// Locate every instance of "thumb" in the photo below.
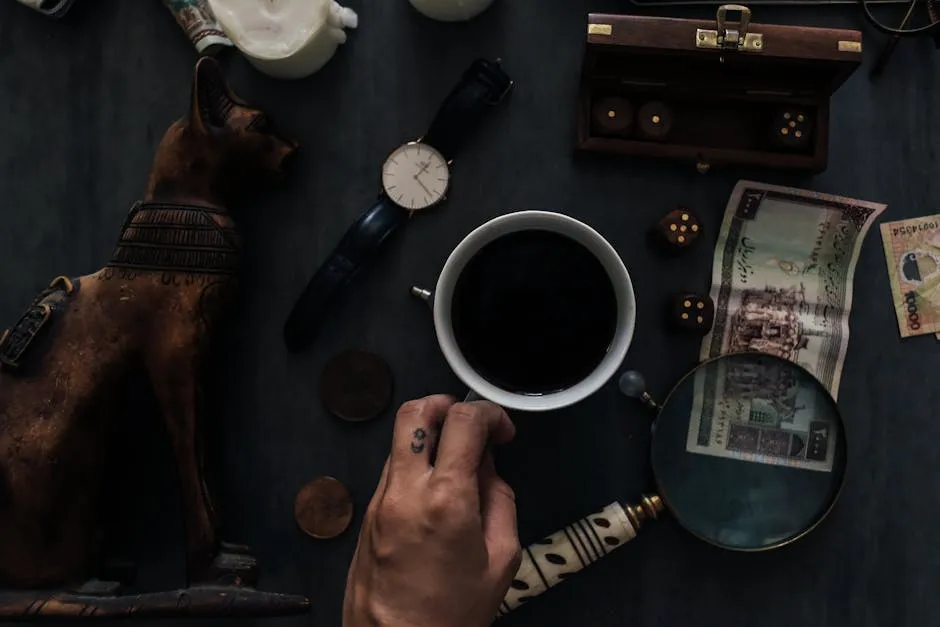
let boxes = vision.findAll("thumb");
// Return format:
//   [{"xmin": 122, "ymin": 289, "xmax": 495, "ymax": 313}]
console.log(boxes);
[{"xmin": 480, "ymin": 452, "xmax": 521, "ymax": 577}]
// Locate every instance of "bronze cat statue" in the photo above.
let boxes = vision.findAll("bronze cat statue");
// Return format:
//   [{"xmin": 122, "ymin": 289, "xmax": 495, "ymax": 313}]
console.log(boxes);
[{"xmin": 0, "ymin": 57, "xmax": 307, "ymax": 618}]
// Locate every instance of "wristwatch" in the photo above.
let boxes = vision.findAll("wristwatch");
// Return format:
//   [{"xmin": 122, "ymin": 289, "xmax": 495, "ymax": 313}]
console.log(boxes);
[{"xmin": 283, "ymin": 58, "xmax": 513, "ymax": 352}]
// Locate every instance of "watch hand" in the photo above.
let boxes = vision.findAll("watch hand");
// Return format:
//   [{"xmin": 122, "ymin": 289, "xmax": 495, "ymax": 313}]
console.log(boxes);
[
  {"xmin": 415, "ymin": 177, "xmax": 432, "ymax": 196},
  {"xmin": 413, "ymin": 162, "xmax": 431, "ymax": 178}
]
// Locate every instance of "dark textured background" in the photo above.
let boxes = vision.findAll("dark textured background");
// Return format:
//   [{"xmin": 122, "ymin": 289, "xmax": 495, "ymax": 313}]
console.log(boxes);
[{"xmin": 1, "ymin": 0, "xmax": 938, "ymax": 625}]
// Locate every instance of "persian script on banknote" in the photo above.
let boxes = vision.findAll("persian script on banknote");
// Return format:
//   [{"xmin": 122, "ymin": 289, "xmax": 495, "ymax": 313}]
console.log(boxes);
[
  {"xmin": 689, "ymin": 181, "xmax": 885, "ymax": 471},
  {"xmin": 879, "ymin": 215, "xmax": 940, "ymax": 339}
]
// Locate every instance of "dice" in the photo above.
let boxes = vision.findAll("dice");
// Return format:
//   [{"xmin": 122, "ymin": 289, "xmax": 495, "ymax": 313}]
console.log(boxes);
[
  {"xmin": 653, "ymin": 207, "xmax": 702, "ymax": 252},
  {"xmin": 592, "ymin": 96, "xmax": 634, "ymax": 137},
  {"xmin": 637, "ymin": 101, "xmax": 674, "ymax": 141},
  {"xmin": 669, "ymin": 293, "xmax": 714, "ymax": 334},
  {"xmin": 772, "ymin": 108, "xmax": 813, "ymax": 150}
]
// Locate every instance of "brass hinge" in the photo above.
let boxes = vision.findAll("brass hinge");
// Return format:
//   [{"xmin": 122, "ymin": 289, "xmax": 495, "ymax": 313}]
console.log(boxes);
[{"xmin": 696, "ymin": 4, "xmax": 763, "ymax": 53}]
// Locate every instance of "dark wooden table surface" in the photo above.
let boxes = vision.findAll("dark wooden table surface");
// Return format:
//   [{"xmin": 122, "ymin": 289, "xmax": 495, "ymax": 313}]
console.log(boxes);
[{"xmin": 1, "ymin": 0, "xmax": 938, "ymax": 625}]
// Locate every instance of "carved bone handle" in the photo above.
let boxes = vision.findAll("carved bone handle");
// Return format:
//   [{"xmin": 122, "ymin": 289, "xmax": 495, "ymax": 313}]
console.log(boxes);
[{"xmin": 498, "ymin": 496, "xmax": 663, "ymax": 617}]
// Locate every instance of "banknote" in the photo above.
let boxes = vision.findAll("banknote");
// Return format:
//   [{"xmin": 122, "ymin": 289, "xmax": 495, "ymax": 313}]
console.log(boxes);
[
  {"xmin": 688, "ymin": 181, "xmax": 885, "ymax": 470},
  {"xmin": 686, "ymin": 356, "xmax": 838, "ymax": 472},
  {"xmin": 879, "ymin": 215, "xmax": 940, "ymax": 339}
]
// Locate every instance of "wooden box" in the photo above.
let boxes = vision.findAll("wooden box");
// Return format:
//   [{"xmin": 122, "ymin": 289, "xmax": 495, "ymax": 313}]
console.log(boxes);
[{"xmin": 578, "ymin": 6, "xmax": 863, "ymax": 172}]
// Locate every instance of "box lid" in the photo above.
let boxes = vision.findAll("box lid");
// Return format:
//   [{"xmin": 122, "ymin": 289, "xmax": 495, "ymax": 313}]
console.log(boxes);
[{"xmin": 585, "ymin": 7, "xmax": 862, "ymax": 96}]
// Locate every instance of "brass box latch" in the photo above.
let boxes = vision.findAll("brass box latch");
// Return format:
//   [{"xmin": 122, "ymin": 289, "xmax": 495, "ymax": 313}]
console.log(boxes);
[{"xmin": 696, "ymin": 4, "xmax": 763, "ymax": 52}]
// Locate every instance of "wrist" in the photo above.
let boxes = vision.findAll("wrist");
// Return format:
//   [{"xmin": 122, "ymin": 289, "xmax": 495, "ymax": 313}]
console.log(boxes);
[
  {"xmin": 344, "ymin": 588, "xmax": 421, "ymax": 627},
  {"xmin": 345, "ymin": 594, "xmax": 474, "ymax": 627}
]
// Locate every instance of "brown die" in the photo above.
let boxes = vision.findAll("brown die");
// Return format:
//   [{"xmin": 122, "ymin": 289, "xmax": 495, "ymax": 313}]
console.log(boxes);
[
  {"xmin": 772, "ymin": 108, "xmax": 813, "ymax": 150},
  {"xmin": 591, "ymin": 96, "xmax": 634, "ymax": 137},
  {"xmin": 669, "ymin": 293, "xmax": 714, "ymax": 334},
  {"xmin": 653, "ymin": 207, "xmax": 701, "ymax": 252},
  {"xmin": 637, "ymin": 101, "xmax": 673, "ymax": 141}
]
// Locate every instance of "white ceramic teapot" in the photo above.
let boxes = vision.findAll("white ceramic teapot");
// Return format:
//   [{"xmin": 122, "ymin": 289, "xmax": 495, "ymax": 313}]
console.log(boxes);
[{"xmin": 209, "ymin": 0, "xmax": 358, "ymax": 79}]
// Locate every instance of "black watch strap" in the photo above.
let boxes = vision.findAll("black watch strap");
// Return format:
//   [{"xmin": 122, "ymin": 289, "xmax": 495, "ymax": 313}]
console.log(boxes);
[
  {"xmin": 283, "ymin": 59, "xmax": 512, "ymax": 352},
  {"xmin": 283, "ymin": 196, "xmax": 408, "ymax": 352},
  {"xmin": 422, "ymin": 58, "xmax": 513, "ymax": 162}
]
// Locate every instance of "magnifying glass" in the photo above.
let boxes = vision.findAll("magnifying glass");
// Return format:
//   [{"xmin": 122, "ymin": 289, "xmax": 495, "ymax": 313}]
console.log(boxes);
[{"xmin": 498, "ymin": 352, "xmax": 846, "ymax": 617}]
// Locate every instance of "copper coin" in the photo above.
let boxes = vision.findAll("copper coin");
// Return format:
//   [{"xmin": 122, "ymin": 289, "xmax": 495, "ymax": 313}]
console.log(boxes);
[
  {"xmin": 319, "ymin": 350, "xmax": 393, "ymax": 422},
  {"xmin": 294, "ymin": 476, "xmax": 354, "ymax": 539}
]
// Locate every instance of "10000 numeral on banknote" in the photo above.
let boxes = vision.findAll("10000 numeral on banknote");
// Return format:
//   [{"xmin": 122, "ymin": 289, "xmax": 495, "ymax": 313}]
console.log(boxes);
[
  {"xmin": 690, "ymin": 181, "xmax": 885, "ymax": 472},
  {"xmin": 880, "ymin": 215, "xmax": 940, "ymax": 339}
]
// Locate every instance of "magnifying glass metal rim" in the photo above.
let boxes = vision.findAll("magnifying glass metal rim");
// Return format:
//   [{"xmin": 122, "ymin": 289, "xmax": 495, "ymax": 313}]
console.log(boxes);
[
  {"xmin": 649, "ymin": 351, "xmax": 848, "ymax": 553},
  {"xmin": 497, "ymin": 351, "xmax": 850, "ymax": 619},
  {"xmin": 497, "ymin": 351, "xmax": 848, "ymax": 618}
]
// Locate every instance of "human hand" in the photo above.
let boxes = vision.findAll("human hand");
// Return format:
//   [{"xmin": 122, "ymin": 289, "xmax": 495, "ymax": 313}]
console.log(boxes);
[{"xmin": 343, "ymin": 395, "xmax": 521, "ymax": 627}]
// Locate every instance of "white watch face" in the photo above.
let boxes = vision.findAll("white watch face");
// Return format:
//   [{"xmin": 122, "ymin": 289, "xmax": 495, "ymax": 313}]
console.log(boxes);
[{"xmin": 382, "ymin": 142, "xmax": 450, "ymax": 211}]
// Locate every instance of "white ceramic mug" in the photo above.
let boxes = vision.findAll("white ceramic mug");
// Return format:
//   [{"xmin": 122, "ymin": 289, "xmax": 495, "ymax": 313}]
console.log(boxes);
[{"xmin": 432, "ymin": 211, "xmax": 636, "ymax": 412}]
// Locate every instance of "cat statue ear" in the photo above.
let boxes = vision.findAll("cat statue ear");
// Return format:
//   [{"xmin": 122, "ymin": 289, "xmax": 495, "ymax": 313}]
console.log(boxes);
[{"xmin": 190, "ymin": 57, "xmax": 244, "ymax": 134}]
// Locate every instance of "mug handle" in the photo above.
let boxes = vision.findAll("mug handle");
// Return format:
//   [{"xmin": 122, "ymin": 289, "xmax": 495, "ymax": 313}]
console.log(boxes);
[{"xmin": 498, "ymin": 496, "xmax": 663, "ymax": 617}]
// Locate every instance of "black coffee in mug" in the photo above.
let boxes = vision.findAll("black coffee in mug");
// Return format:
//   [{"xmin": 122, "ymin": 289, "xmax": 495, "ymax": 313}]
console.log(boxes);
[{"xmin": 451, "ymin": 230, "xmax": 618, "ymax": 395}]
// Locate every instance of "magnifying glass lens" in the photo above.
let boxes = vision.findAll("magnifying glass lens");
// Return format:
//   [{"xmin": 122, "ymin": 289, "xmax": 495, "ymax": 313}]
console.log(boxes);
[{"xmin": 651, "ymin": 353, "xmax": 846, "ymax": 550}]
